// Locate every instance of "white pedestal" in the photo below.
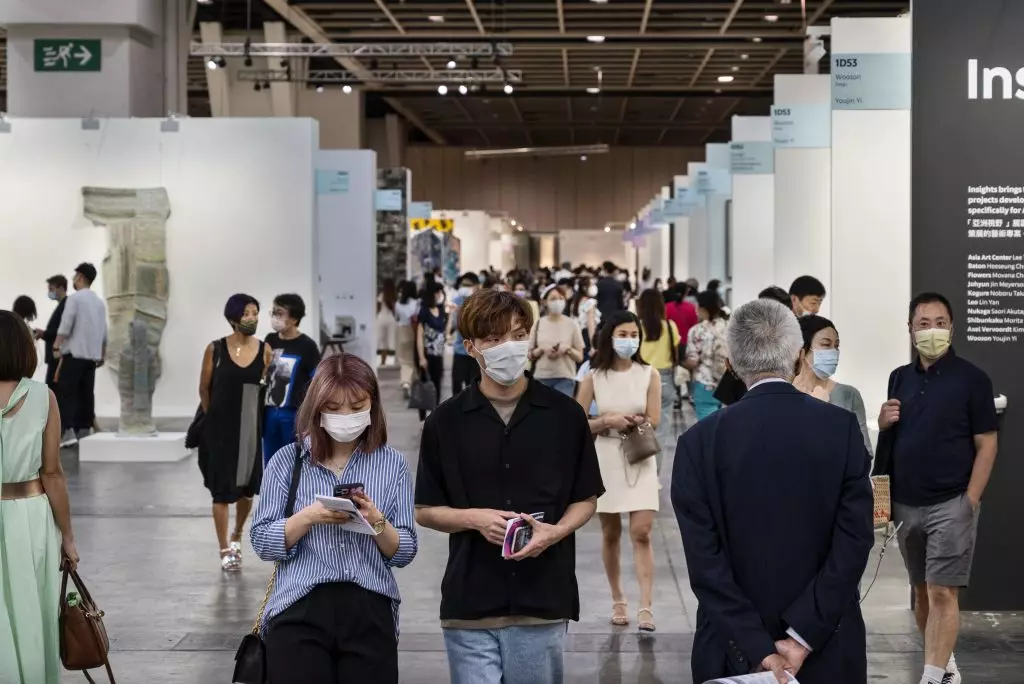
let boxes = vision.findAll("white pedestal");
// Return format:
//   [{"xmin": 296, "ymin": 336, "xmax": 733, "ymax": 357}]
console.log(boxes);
[{"xmin": 78, "ymin": 432, "xmax": 190, "ymax": 463}]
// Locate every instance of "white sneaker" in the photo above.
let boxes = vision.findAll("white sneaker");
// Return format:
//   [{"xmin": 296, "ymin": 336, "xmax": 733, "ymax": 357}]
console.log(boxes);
[
  {"xmin": 940, "ymin": 654, "xmax": 961, "ymax": 684},
  {"xmin": 60, "ymin": 429, "xmax": 79, "ymax": 448}
]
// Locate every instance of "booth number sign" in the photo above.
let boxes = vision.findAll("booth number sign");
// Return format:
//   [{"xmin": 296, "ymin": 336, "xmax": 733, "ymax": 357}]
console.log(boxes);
[
  {"xmin": 35, "ymin": 39, "xmax": 102, "ymax": 72},
  {"xmin": 410, "ymin": 218, "xmax": 454, "ymax": 232}
]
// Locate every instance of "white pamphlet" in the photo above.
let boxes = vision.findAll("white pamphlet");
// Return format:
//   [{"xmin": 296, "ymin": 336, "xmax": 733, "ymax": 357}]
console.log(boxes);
[
  {"xmin": 704, "ymin": 673, "xmax": 800, "ymax": 684},
  {"xmin": 314, "ymin": 495, "xmax": 377, "ymax": 536}
]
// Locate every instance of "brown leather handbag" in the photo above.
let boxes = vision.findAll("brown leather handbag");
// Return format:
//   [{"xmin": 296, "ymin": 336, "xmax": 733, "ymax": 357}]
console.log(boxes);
[
  {"xmin": 60, "ymin": 558, "xmax": 115, "ymax": 683},
  {"xmin": 621, "ymin": 421, "xmax": 661, "ymax": 465}
]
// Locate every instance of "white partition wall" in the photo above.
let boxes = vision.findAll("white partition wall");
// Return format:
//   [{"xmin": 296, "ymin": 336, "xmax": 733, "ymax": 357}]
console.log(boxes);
[
  {"xmin": 684, "ymin": 165, "xmax": 709, "ymax": 285},
  {"xmin": 0, "ymin": 118, "xmax": 319, "ymax": 419},
  {"xmin": 773, "ymin": 74, "xmax": 832, "ymax": 317},
  {"xmin": 705, "ymin": 143, "xmax": 732, "ymax": 292},
  {"xmin": 730, "ymin": 116, "xmax": 775, "ymax": 306},
  {"xmin": 559, "ymin": 229, "xmax": 627, "ymax": 268},
  {"xmin": 830, "ymin": 17, "xmax": 911, "ymax": 416},
  {"xmin": 318, "ymin": 149, "xmax": 376, "ymax": 368},
  {"xmin": 444, "ymin": 210, "xmax": 490, "ymax": 274},
  {"xmin": 671, "ymin": 175, "xmax": 691, "ymax": 281}
]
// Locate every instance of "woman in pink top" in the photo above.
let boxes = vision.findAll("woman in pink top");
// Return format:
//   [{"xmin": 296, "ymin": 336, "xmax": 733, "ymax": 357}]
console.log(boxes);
[{"xmin": 664, "ymin": 285, "xmax": 698, "ymax": 352}]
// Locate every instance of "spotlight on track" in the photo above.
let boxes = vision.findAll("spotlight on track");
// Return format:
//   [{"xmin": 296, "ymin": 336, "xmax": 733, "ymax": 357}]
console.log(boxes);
[
  {"xmin": 342, "ymin": 84, "xmax": 353, "ymax": 94},
  {"xmin": 438, "ymin": 84, "xmax": 448, "ymax": 95},
  {"xmin": 458, "ymin": 84, "xmax": 469, "ymax": 95},
  {"xmin": 207, "ymin": 56, "xmax": 226, "ymax": 70},
  {"xmin": 503, "ymin": 83, "xmax": 514, "ymax": 95},
  {"xmin": 316, "ymin": 85, "xmax": 324, "ymax": 93},
  {"xmin": 447, "ymin": 59, "xmax": 457, "ymax": 69}
]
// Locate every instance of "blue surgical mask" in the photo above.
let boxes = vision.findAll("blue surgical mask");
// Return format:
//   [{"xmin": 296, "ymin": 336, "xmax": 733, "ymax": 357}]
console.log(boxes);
[
  {"xmin": 47, "ymin": 291, "xmax": 59, "ymax": 301},
  {"xmin": 811, "ymin": 349, "xmax": 840, "ymax": 379},
  {"xmin": 613, "ymin": 338, "xmax": 639, "ymax": 359}
]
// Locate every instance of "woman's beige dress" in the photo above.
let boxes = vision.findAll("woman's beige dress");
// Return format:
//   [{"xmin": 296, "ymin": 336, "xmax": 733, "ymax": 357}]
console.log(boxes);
[{"xmin": 592, "ymin": 363, "xmax": 660, "ymax": 514}]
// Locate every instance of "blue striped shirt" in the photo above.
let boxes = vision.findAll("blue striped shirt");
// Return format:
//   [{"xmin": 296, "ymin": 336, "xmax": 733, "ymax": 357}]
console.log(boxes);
[{"xmin": 250, "ymin": 440, "xmax": 418, "ymax": 638}]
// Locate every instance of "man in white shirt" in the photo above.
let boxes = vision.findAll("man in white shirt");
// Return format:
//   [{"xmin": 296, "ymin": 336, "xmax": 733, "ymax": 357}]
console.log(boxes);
[{"xmin": 54, "ymin": 262, "xmax": 108, "ymax": 446}]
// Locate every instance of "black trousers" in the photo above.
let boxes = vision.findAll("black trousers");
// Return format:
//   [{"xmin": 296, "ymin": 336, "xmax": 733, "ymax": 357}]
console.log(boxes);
[
  {"xmin": 419, "ymin": 354, "xmax": 444, "ymax": 421},
  {"xmin": 57, "ymin": 355, "xmax": 96, "ymax": 432},
  {"xmin": 264, "ymin": 582, "xmax": 398, "ymax": 684},
  {"xmin": 450, "ymin": 353, "xmax": 480, "ymax": 396}
]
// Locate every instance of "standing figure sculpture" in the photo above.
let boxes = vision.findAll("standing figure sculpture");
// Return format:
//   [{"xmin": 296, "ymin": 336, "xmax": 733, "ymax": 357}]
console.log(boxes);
[{"xmin": 82, "ymin": 187, "xmax": 171, "ymax": 435}]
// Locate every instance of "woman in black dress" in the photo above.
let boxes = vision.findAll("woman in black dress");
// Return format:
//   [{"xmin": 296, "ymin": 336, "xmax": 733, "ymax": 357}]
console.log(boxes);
[
  {"xmin": 415, "ymin": 282, "xmax": 447, "ymax": 421},
  {"xmin": 198, "ymin": 293, "xmax": 272, "ymax": 571}
]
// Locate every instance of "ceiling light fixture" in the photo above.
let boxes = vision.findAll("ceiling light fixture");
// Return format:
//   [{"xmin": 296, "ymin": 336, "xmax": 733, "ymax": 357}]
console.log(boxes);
[
  {"xmin": 428, "ymin": 15, "xmax": 444, "ymax": 23},
  {"xmin": 517, "ymin": 226, "xmax": 524, "ymax": 232},
  {"xmin": 316, "ymin": 85, "xmax": 324, "ymax": 93},
  {"xmin": 752, "ymin": 36, "xmax": 763, "ymax": 43},
  {"xmin": 764, "ymin": 14, "xmax": 779, "ymax": 22},
  {"xmin": 438, "ymin": 84, "xmax": 448, "ymax": 95},
  {"xmin": 580, "ymin": 155, "xmax": 588, "ymax": 161},
  {"xmin": 197, "ymin": 0, "xmax": 213, "ymax": 4},
  {"xmin": 741, "ymin": 53, "xmax": 749, "ymax": 60},
  {"xmin": 717, "ymin": 75, "xmax": 735, "ymax": 83},
  {"xmin": 503, "ymin": 83, "xmax": 514, "ymax": 95},
  {"xmin": 342, "ymin": 84, "xmax": 353, "ymax": 94},
  {"xmin": 731, "ymin": 65, "xmax": 739, "ymax": 71},
  {"xmin": 604, "ymin": 226, "xmax": 611, "ymax": 233},
  {"xmin": 446, "ymin": 59, "xmax": 456, "ymax": 69},
  {"xmin": 590, "ymin": 0, "xmax": 608, "ymax": 3},
  {"xmin": 629, "ymin": 222, "xmax": 637, "ymax": 230},
  {"xmin": 253, "ymin": 82, "xmax": 262, "ymax": 92},
  {"xmin": 511, "ymin": 219, "xmax": 517, "ymax": 226},
  {"xmin": 586, "ymin": 35, "xmax": 606, "ymax": 43},
  {"xmin": 206, "ymin": 56, "xmax": 226, "ymax": 70},
  {"xmin": 458, "ymin": 84, "xmax": 469, "ymax": 95},
  {"xmin": 586, "ymin": 87, "xmax": 600, "ymax": 94}
]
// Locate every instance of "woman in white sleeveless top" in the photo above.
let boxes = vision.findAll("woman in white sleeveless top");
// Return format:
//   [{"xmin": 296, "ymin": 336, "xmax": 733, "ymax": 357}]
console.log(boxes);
[{"xmin": 576, "ymin": 311, "xmax": 661, "ymax": 633}]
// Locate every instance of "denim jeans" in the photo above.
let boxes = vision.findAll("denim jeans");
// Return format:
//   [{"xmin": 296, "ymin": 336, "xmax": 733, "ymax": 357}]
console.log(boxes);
[
  {"xmin": 263, "ymin": 407, "xmax": 297, "ymax": 466},
  {"xmin": 443, "ymin": 622, "xmax": 567, "ymax": 684},
  {"xmin": 537, "ymin": 377, "xmax": 575, "ymax": 398},
  {"xmin": 692, "ymin": 382, "xmax": 722, "ymax": 421}
]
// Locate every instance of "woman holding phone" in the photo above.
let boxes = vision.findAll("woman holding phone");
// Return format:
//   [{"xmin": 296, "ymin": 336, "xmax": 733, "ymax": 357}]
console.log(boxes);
[{"xmin": 250, "ymin": 353, "xmax": 418, "ymax": 683}]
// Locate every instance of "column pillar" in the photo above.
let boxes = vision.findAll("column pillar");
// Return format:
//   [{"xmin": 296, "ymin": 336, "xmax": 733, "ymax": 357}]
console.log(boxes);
[{"xmin": 0, "ymin": 0, "xmax": 174, "ymax": 117}]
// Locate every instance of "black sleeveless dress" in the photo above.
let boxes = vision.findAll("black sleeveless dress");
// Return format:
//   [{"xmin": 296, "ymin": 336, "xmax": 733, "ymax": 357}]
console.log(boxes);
[{"xmin": 198, "ymin": 339, "xmax": 265, "ymax": 504}]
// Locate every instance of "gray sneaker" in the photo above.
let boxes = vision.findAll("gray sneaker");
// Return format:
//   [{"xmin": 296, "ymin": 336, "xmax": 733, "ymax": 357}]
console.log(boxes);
[{"xmin": 60, "ymin": 429, "xmax": 79, "ymax": 448}]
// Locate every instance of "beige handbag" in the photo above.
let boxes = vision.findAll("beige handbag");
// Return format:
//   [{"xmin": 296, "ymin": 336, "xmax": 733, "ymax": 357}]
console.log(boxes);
[
  {"xmin": 621, "ymin": 421, "xmax": 661, "ymax": 465},
  {"xmin": 871, "ymin": 475, "xmax": 892, "ymax": 529}
]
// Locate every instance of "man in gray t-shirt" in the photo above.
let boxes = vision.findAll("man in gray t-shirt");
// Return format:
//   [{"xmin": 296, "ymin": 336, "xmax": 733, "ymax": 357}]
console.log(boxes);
[{"xmin": 54, "ymin": 262, "xmax": 108, "ymax": 444}]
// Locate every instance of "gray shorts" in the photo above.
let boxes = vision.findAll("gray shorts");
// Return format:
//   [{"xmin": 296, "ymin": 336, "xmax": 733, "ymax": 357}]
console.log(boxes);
[{"xmin": 893, "ymin": 494, "xmax": 980, "ymax": 588}]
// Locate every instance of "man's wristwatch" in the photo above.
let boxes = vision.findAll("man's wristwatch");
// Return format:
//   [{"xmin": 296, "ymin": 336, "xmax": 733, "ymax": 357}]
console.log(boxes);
[{"xmin": 371, "ymin": 516, "xmax": 388, "ymax": 536}]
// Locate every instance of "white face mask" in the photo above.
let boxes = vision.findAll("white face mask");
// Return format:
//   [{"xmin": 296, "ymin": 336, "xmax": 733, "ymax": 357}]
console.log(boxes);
[
  {"xmin": 458, "ymin": 286, "xmax": 474, "ymax": 298},
  {"xmin": 271, "ymin": 316, "xmax": 287, "ymax": 333},
  {"xmin": 321, "ymin": 410, "xmax": 371, "ymax": 443},
  {"xmin": 587, "ymin": 285, "xmax": 598, "ymax": 297},
  {"xmin": 477, "ymin": 340, "xmax": 530, "ymax": 386},
  {"xmin": 547, "ymin": 300, "xmax": 566, "ymax": 315}
]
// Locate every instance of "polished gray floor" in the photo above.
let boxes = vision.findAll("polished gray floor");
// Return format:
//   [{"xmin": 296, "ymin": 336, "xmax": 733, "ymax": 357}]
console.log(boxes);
[{"xmin": 60, "ymin": 367, "xmax": 1024, "ymax": 683}]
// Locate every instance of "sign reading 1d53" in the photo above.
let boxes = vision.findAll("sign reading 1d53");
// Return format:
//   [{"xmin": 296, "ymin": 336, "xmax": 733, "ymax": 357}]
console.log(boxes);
[{"xmin": 34, "ymin": 39, "xmax": 102, "ymax": 72}]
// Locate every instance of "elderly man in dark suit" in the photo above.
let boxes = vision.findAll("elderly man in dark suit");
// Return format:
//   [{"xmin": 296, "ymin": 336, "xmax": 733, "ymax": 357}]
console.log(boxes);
[{"xmin": 671, "ymin": 298, "xmax": 874, "ymax": 684}]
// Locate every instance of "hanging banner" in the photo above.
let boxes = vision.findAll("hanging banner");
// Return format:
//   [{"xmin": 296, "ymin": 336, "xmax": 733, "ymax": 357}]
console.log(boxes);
[
  {"xmin": 408, "ymin": 201, "xmax": 433, "ymax": 219},
  {"xmin": 729, "ymin": 141, "xmax": 775, "ymax": 174},
  {"xmin": 410, "ymin": 218, "xmax": 454, "ymax": 232},
  {"xmin": 771, "ymin": 103, "xmax": 832, "ymax": 148},
  {"xmin": 831, "ymin": 53, "xmax": 911, "ymax": 110}
]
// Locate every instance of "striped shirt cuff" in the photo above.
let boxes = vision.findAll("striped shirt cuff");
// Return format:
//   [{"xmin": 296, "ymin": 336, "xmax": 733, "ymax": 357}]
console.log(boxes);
[
  {"xmin": 253, "ymin": 519, "xmax": 298, "ymax": 562},
  {"xmin": 386, "ymin": 526, "xmax": 417, "ymax": 568}
]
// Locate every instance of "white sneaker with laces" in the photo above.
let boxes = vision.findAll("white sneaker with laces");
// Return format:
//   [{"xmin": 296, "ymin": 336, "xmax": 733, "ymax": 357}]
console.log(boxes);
[{"xmin": 943, "ymin": 654, "xmax": 961, "ymax": 684}]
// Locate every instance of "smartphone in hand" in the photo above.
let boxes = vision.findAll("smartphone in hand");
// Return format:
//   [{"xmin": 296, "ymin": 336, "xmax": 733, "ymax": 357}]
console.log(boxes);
[{"xmin": 334, "ymin": 483, "xmax": 365, "ymax": 498}]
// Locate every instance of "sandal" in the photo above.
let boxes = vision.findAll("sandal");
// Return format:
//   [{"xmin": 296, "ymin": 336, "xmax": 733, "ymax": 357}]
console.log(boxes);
[
  {"xmin": 220, "ymin": 548, "xmax": 241, "ymax": 572},
  {"xmin": 610, "ymin": 601, "xmax": 630, "ymax": 627},
  {"xmin": 638, "ymin": 607, "xmax": 656, "ymax": 633},
  {"xmin": 229, "ymin": 531, "xmax": 243, "ymax": 558}
]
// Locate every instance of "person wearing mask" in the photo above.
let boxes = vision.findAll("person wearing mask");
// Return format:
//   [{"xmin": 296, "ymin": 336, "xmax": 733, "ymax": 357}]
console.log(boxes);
[
  {"xmin": 789, "ymin": 275, "xmax": 827, "ymax": 317},
  {"xmin": 416, "ymin": 282, "xmax": 447, "ymax": 420},
  {"xmin": 376, "ymin": 279, "xmax": 398, "ymax": 368},
  {"xmin": 513, "ymin": 279, "xmax": 540, "ymax": 323},
  {"xmin": 684, "ymin": 291, "xmax": 729, "ymax": 420},
  {"xmin": 639, "ymin": 267, "xmax": 654, "ymax": 291},
  {"xmin": 672, "ymin": 299, "xmax": 873, "ymax": 684},
  {"xmin": 554, "ymin": 261, "xmax": 573, "ymax": 283},
  {"xmin": 875, "ymin": 293, "xmax": 998, "ymax": 684},
  {"xmin": 529, "ymin": 285, "xmax": 585, "ymax": 397},
  {"xmin": 576, "ymin": 311, "xmax": 661, "ymax": 633},
  {"xmin": 198, "ymin": 294, "xmax": 272, "ymax": 571},
  {"xmin": 415, "ymin": 288, "xmax": 603, "ymax": 684},
  {"xmin": 12, "ymin": 296, "xmax": 37, "ymax": 326},
  {"xmin": 264, "ymin": 294, "xmax": 321, "ymax": 466},
  {"xmin": 569, "ymin": 276, "xmax": 601, "ymax": 359},
  {"xmin": 394, "ymin": 280, "xmax": 420, "ymax": 396},
  {"xmin": 664, "ymin": 285, "xmax": 698, "ymax": 356},
  {"xmin": 793, "ymin": 315, "xmax": 872, "ymax": 456},
  {"xmin": 637, "ymin": 289, "xmax": 681, "ymax": 471},
  {"xmin": 40, "ymin": 276, "xmax": 68, "ymax": 390},
  {"xmin": 53, "ymin": 263, "xmax": 107, "ymax": 448},
  {"xmin": 683, "ymin": 279, "xmax": 700, "ymax": 306},
  {"xmin": 251, "ymin": 353, "xmax": 417, "ymax": 683},
  {"xmin": 596, "ymin": 261, "xmax": 626, "ymax": 320},
  {"xmin": 449, "ymin": 273, "xmax": 482, "ymax": 395},
  {"xmin": 0, "ymin": 311, "xmax": 79, "ymax": 684}
]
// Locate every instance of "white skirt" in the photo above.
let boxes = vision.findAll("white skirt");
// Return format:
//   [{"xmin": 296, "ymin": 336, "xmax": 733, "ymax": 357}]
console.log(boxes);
[{"xmin": 594, "ymin": 435, "xmax": 660, "ymax": 514}]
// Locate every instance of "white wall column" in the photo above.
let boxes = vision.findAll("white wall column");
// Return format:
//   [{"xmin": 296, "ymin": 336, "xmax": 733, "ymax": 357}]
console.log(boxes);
[
  {"xmin": 704, "ymin": 143, "xmax": 732, "ymax": 295},
  {"xmin": 671, "ymin": 175, "xmax": 691, "ymax": 282},
  {"xmin": 772, "ymin": 74, "xmax": 832, "ymax": 316},
  {"xmin": 729, "ymin": 116, "xmax": 775, "ymax": 306},
  {"xmin": 829, "ymin": 16, "xmax": 911, "ymax": 415}
]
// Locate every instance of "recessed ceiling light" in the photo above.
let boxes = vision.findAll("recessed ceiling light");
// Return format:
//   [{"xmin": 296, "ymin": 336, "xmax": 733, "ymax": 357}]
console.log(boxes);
[
  {"xmin": 517, "ymin": 226, "xmax": 524, "ymax": 232},
  {"xmin": 503, "ymin": 83, "xmax": 514, "ymax": 94},
  {"xmin": 764, "ymin": 14, "xmax": 779, "ymax": 22},
  {"xmin": 437, "ymin": 85, "xmax": 448, "ymax": 95},
  {"xmin": 587, "ymin": 35, "xmax": 606, "ymax": 43},
  {"xmin": 590, "ymin": 0, "xmax": 608, "ymax": 3},
  {"xmin": 511, "ymin": 220, "xmax": 517, "ymax": 226},
  {"xmin": 580, "ymin": 155, "xmax": 588, "ymax": 161},
  {"xmin": 446, "ymin": 59, "xmax": 456, "ymax": 69},
  {"xmin": 715, "ymin": 88, "xmax": 723, "ymax": 94},
  {"xmin": 604, "ymin": 226, "xmax": 611, "ymax": 233},
  {"xmin": 752, "ymin": 36, "xmax": 763, "ymax": 43},
  {"xmin": 342, "ymin": 84, "xmax": 353, "ymax": 94},
  {"xmin": 731, "ymin": 65, "xmax": 739, "ymax": 71},
  {"xmin": 428, "ymin": 15, "xmax": 444, "ymax": 23},
  {"xmin": 629, "ymin": 222, "xmax": 637, "ymax": 230},
  {"xmin": 197, "ymin": 0, "xmax": 213, "ymax": 4},
  {"xmin": 741, "ymin": 53, "xmax": 749, "ymax": 60},
  {"xmin": 458, "ymin": 84, "xmax": 469, "ymax": 95},
  {"xmin": 717, "ymin": 75, "xmax": 735, "ymax": 83},
  {"xmin": 779, "ymin": 0, "xmax": 792, "ymax": 4},
  {"xmin": 586, "ymin": 87, "xmax": 601, "ymax": 94},
  {"xmin": 316, "ymin": 85, "xmax": 324, "ymax": 93}
]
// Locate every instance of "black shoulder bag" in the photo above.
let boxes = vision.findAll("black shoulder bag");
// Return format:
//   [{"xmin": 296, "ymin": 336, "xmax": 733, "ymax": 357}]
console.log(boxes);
[
  {"xmin": 185, "ymin": 340, "xmax": 223, "ymax": 450},
  {"xmin": 232, "ymin": 443, "xmax": 304, "ymax": 684},
  {"xmin": 871, "ymin": 369, "xmax": 903, "ymax": 477}
]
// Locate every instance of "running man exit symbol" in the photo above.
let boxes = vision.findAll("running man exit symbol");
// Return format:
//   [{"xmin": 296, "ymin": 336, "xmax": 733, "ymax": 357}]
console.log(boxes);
[{"xmin": 34, "ymin": 39, "xmax": 102, "ymax": 72}]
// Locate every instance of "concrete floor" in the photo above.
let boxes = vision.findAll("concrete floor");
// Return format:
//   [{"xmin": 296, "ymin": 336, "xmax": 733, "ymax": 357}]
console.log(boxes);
[{"xmin": 61, "ymin": 367, "xmax": 1024, "ymax": 683}]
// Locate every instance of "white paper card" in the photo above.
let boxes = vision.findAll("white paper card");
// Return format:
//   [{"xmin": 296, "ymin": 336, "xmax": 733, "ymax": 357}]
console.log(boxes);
[
  {"xmin": 315, "ymin": 496, "xmax": 377, "ymax": 535},
  {"xmin": 704, "ymin": 673, "xmax": 800, "ymax": 684}
]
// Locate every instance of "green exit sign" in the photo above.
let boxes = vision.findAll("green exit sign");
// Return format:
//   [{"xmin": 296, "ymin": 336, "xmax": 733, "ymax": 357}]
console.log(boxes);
[{"xmin": 34, "ymin": 39, "xmax": 102, "ymax": 72}]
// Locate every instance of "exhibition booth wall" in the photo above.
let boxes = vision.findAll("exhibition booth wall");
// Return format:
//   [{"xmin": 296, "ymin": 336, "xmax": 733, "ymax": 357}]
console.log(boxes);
[
  {"xmin": 559, "ymin": 229, "xmax": 630, "ymax": 269},
  {"xmin": 0, "ymin": 118, "xmax": 320, "ymax": 419},
  {"xmin": 730, "ymin": 116, "xmax": 775, "ymax": 307}
]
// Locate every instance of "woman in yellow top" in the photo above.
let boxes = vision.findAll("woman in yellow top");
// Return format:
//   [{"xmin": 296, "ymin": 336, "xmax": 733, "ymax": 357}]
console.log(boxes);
[{"xmin": 637, "ymin": 289, "xmax": 681, "ymax": 471}]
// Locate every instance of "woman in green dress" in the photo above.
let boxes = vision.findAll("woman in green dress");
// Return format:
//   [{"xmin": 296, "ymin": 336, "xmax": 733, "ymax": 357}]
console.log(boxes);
[{"xmin": 0, "ymin": 310, "xmax": 78, "ymax": 683}]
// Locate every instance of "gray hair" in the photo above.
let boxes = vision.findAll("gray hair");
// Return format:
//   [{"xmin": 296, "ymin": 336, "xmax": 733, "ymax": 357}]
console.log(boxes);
[{"xmin": 726, "ymin": 299, "xmax": 803, "ymax": 385}]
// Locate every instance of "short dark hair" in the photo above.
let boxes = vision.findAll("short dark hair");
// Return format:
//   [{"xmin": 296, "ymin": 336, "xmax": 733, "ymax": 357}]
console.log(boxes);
[
  {"xmin": 592, "ymin": 311, "xmax": 646, "ymax": 371},
  {"xmin": 458, "ymin": 272, "xmax": 480, "ymax": 286},
  {"xmin": 46, "ymin": 275, "xmax": 68, "ymax": 290},
  {"xmin": 224, "ymin": 293, "xmax": 260, "ymax": 324},
  {"xmin": 12, "ymin": 296, "xmax": 37, "ymax": 322},
  {"xmin": 909, "ymin": 292, "xmax": 954, "ymax": 323},
  {"xmin": 798, "ymin": 314, "xmax": 837, "ymax": 351},
  {"xmin": 75, "ymin": 262, "xmax": 98, "ymax": 285},
  {"xmin": 707, "ymin": 279, "xmax": 721, "ymax": 292},
  {"xmin": 273, "ymin": 293, "xmax": 306, "ymax": 324},
  {"xmin": 789, "ymin": 275, "xmax": 826, "ymax": 299},
  {"xmin": 758, "ymin": 286, "xmax": 792, "ymax": 308},
  {"xmin": 457, "ymin": 289, "xmax": 534, "ymax": 341},
  {"xmin": 697, "ymin": 290, "xmax": 726, "ymax": 320},
  {"xmin": 0, "ymin": 310, "xmax": 38, "ymax": 381}
]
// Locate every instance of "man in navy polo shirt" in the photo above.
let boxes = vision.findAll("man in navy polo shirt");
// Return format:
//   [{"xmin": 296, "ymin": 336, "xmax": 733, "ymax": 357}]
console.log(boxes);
[{"xmin": 877, "ymin": 292, "xmax": 999, "ymax": 684}]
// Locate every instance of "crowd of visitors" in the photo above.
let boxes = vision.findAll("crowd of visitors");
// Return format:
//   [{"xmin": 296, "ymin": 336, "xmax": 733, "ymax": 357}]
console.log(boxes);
[{"xmin": 1, "ymin": 257, "xmax": 997, "ymax": 684}]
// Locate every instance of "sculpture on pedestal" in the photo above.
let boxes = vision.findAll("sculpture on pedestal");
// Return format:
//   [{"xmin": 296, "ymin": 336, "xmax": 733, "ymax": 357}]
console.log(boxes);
[{"xmin": 82, "ymin": 187, "xmax": 171, "ymax": 435}]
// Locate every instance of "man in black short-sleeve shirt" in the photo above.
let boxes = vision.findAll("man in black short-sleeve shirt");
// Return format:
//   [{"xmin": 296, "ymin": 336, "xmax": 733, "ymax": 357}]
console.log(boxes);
[
  {"xmin": 876, "ymin": 292, "xmax": 999, "ymax": 684},
  {"xmin": 416, "ymin": 288, "xmax": 604, "ymax": 684}
]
